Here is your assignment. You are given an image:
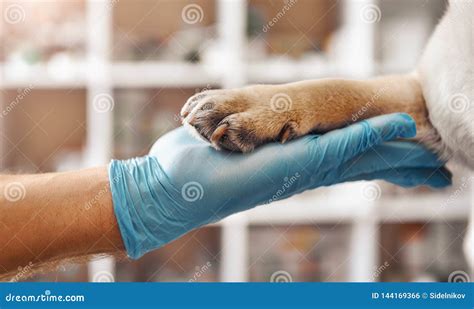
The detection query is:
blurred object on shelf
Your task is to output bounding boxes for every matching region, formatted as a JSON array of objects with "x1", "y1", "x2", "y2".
[
  {"x1": 112, "y1": 0, "x2": 340, "y2": 62},
  {"x1": 1, "y1": 89, "x2": 86, "y2": 173},
  {"x1": 1, "y1": 0, "x2": 86, "y2": 64},
  {"x1": 249, "y1": 224, "x2": 350, "y2": 282},
  {"x1": 115, "y1": 227, "x2": 220, "y2": 282},
  {"x1": 113, "y1": 87, "x2": 218, "y2": 158},
  {"x1": 112, "y1": 0, "x2": 216, "y2": 61},
  {"x1": 159, "y1": 27, "x2": 215, "y2": 63},
  {"x1": 113, "y1": 27, "x2": 215, "y2": 62},
  {"x1": 248, "y1": 0, "x2": 340, "y2": 58},
  {"x1": 379, "y1": 222, "x2": 469, "y2": 282}
]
